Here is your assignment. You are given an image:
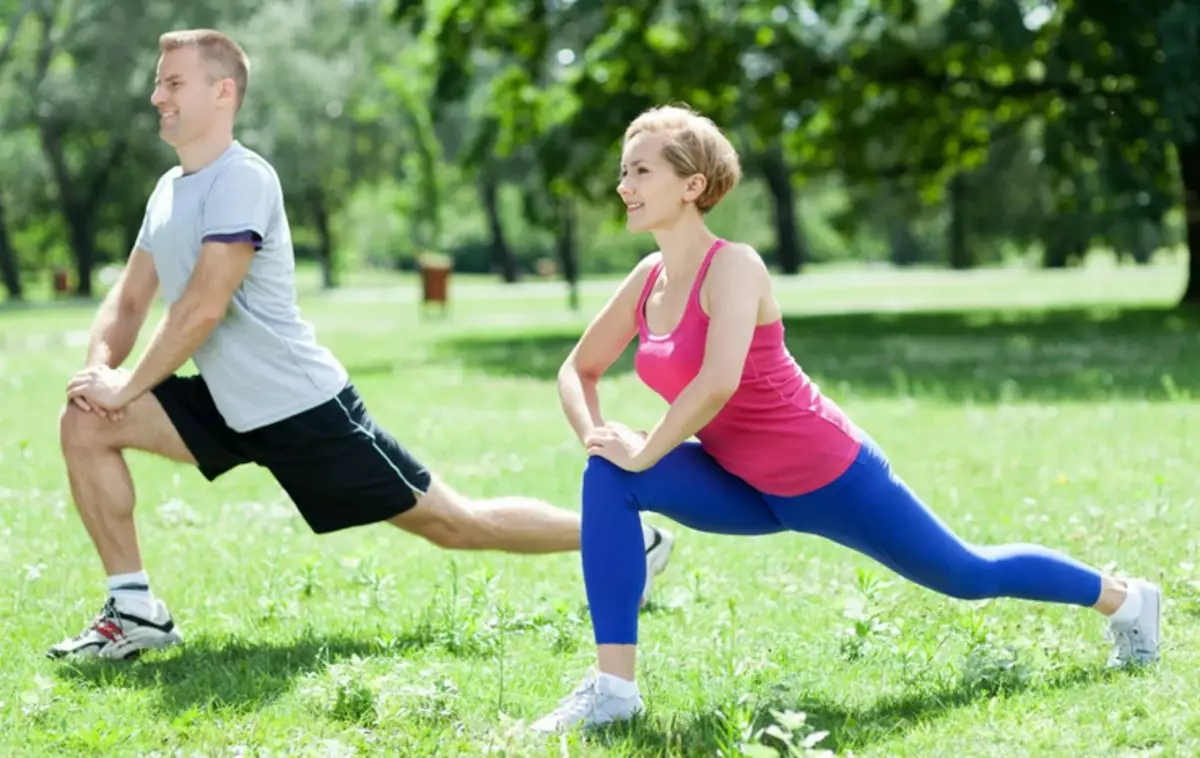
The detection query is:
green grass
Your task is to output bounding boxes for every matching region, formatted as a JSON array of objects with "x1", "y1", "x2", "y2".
[{"x1": 1, "y1": 259, "x2": 1197, "y2": 756}]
